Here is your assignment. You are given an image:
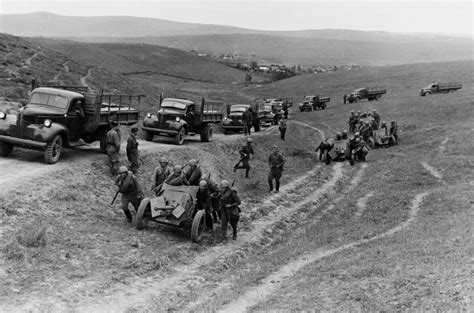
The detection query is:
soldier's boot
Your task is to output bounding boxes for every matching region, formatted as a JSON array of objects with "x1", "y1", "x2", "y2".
[
  {"x1": 268, "y1": 179, "x2": 273, "y2": 192},
  {"x1": 275, "y1": 181, "x2": 280, "y2": 193},
  {"x1": 232, "y1": 229, "x2": 237, "y2": 240},
  {"x1": 123, "y1": 209, "x2": 133, "y2": 223},
  {"x1": 245, "y1": 168, "x2": 250, "y2": 179}
]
